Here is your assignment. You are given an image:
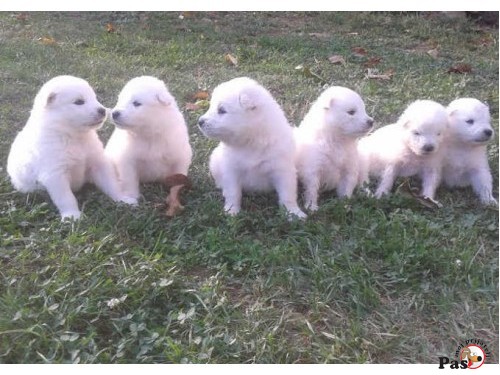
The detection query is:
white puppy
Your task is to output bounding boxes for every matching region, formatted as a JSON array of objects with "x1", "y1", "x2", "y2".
[
  {"x1": 104, "y1": 76, "x2": 192, "y2": 214},
  {"x1": 358, "y1": 100, "x2": 448, "y2": 200},
  {"x1": 198, "y1": 77, "x2": 306, "y2": 219},
  {"x1": 441, "y1": 98, "x2": 497, "y2": 205},
  {"x1": 7, "y1": 75, "x2": 130, "y2": 220},
  {"x1": 295, "y1": 86, "x2": 374, "y2": 211}
]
